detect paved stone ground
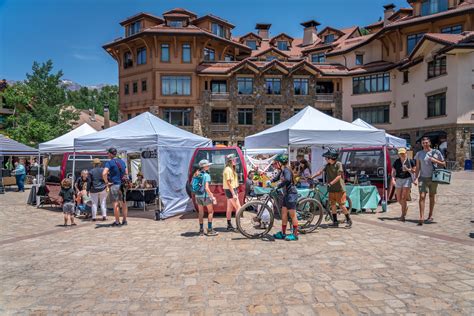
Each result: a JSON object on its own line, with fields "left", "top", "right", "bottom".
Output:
{"left": 0, "top": 172, "right": 473, "bottom": 315}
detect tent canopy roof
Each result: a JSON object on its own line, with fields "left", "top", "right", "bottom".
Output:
{"left": 0, "top": 135, "right": 38, "bottom": 155}
{"left": 352, "top": 118, "right": 407, "bottom": 148}
{"left": 74, "top": 112, "right": 211, "bottom": 152}
{"left": 245, "top": 106, "right": 387, "bottom": 149}
{"left": 39, "top": 123, "right": 97, "bottom": 153}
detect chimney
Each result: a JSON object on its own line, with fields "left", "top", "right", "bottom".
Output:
{"left": 88, "top": 108, "right": 96, "bottom": 121}
{"left": 255, "top": 23, "right": 271, "bottom": 40}
{"left": 301, "top": 20, "right": 321, "bottom": 46}
{"left": 103, "top": 103, "right": 110, "bottom": 129}
{"left": 383, "top": 3, "right": 396, "bottom": 26}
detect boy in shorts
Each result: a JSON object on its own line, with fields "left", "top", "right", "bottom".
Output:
{"left": 59, "top": 178, "right": 76, "bottom": 226}
{"left": 312, "top": 148, "right": 352, "bottom": 228}
{"left": 194, "top": 160, "right": 218, "bottom": 236}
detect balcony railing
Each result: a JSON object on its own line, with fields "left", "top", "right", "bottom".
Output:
{"left": 315, "top": 93, "right": 334, "bottom": 102}
{"left": 210, "top": 124, "right": 229, "bottom": 132}
{"left": 210, "top": 92, "right": 230, "bottom": 101}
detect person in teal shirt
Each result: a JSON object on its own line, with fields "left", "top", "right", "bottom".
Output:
{"left": 13, "top": 159, "right": 26, "bottom": 192}
{"left": 193, "top": 159, "right": 218, "bottom": 236}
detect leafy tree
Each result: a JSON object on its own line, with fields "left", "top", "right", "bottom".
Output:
{"left": 66, "top": 85, "right": 119, "bottom": 122}
{"left": 2, "top": 60, "right": 77, "bottom": 146}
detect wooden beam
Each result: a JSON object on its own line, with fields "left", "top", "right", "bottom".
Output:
{"left": 221, "top": 45, "right": 230, "bottom": 60}
{"left": 193, "top": 37, "right": 197, "bottom": 59}
{"left": 173, "top": 36, "right": 178, "bottom": 58}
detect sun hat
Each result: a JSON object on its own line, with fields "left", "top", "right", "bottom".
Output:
{"left": 225, "top": 154, "right": 237, "bottom": 162}
{"left": 199, "top": 159, "right": 213, "bottom": 168}
{"left": 398, "top": 148, "right": 407, "bottom": 154}
{"left": 91, "top": 158, "right": 101, "bottom": 165}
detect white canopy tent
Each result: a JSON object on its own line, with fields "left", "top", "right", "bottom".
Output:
{"left": 39, "top": 123, "right": 97, "bottom": 153}
{"left": 245, "top": 106, "right": 390, "bottom": 209}
{"left": 352, "top": 118, "right": 407, "bottom": 148}
{"left": 74, "top": 112, "right": 211, "bottom": 219}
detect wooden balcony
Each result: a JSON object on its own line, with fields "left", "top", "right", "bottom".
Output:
{"left": 210, "top": 124, "right": 230, "bottom": 132}
{"left": 315, "top": 93, "right": 334, "bottom": 102}
{"left": 210, "top": 92, "right": 230, "bottom": 101}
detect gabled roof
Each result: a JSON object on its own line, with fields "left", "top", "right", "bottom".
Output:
{"left": 253, "top": 47, "right": 291, "bottom": 58}
{"left": 260, "top": 59, "right": 290, "bottom": 74}
{"left": 409, "top": 32, "right": 474, "bottom": 59}
{"left": 364, "top": 20, "right": 383, "bottom": 30}
{"left": 318, "top": 26, "right": 345, "bottom": 37}
{"left": 269, "top": 33, "right": 294, "bottom": 44}
{"left": 302, "top": 26, "right": 360, "bottom": 54}
{"left": 238, "top": 32, "right": 262, "bottom": 42}
{"left": 288, "top": 60, "right": 320, "bottom": 75}
{"left": 193, "top": 14, "right": 235, "bottom": 28}
{"left": 120, "top": 12, "right": 164, "bottom": 26}
{"left": 388, "top": 8, "right": 413, "bottom": 21}
{"left": 162, "top": 8, "right": 197, "bottom": 18}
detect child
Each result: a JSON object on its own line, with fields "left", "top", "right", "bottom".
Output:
{"left": 245, "top": 170, "right": 256, "bottom": 199}
{"left": 59, "top": 178, "right": 76, "bottom": 226}
{"left": 312, "top": 148, "right": 352, "bottom": 228}
{"left": 193, "top": 159, "right": 218, "bottom": 236}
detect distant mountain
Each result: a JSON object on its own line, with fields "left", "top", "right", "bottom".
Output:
{"left": 4, "top": 79, "right": 114, "bottom": 91}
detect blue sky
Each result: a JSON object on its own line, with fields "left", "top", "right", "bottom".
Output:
{"left": 0, "top": 0, "right": 409, "bottom": 86}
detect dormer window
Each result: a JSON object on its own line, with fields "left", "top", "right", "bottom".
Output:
{"left": 127, "top": 21, "right": 142, "bottom": 36}
{"left": 311, "top": 53, "right": 326, "bottom": 63}
{"left": 421, "top": 0, "right": 448, "bottom": 16}
{"left": 324, "top": 34, "right": 335, "bottom": 44}
{"left": 168, "top": 20, "right": 184, "bottom": 27}
{"left": 246, "top": 40, "right": 257, "bottom": 50}
{"left": 277, "top": 41, "right": 289, "bottom": 51}
{"left": 211, "top": 23, "right": 225, "bottom": 37}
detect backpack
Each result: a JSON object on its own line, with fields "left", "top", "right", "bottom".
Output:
{"left": 191, "top": 172, "right": 206, "bottom": 196}
{"left": 113, "top": 158, "right": 131, "bottom": 188}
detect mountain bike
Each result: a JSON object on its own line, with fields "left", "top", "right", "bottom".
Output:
{"left": 307, "top": 182, "right": 353, "bottom": 223}
{"left": 236, "top": 188, "right": 324, "bottom": 239}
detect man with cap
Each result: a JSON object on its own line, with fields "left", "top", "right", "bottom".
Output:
{"left": 103, "top": 148, "right": 128, "bottom": 226}
{"left": 194, "top": 159, "right": 218, "bottom": 236}
{"left": 223, "top": 153, "right": 241, "bottom": 231}
{"left": 89, "top": 158, "right": 107, "bottom": 221}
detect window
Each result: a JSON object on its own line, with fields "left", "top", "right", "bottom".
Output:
{"left": 124, "top": 52, "right": 133, "bottom": 69}
{"left": 211, "top": 80, "right": 227, "bottom": 93}
{"left": 127, "top": 114, "right": 132, "bottom": 120}
{"left": 320, "top": 109, "right": 333, "bottom": 117}
{"left": 265, "top": 78, "right": 281, "bottom": 95}
{"left": 124, "top": 83, "right": 129, "bottom": 95}
{"left": 441, "top": 25, "right": 463, "bottom": 34}
{"left": 293, "top": 78, "right": 309, "bottom": 95}
{"left": 324, "top": 34, "right": 335, "bottom": 44}
{"left": 169, "top": 20, "right": 184, "bottom": 27}
{"left": 237, "top": 77, "right": 253, "bottom": 94}
{"left": 352, "top": 73, "right": 390, "bottom": 94}
{"left": 355, "top": 54, "right": 364, "bottom": 65}
{"left": 164, "top": 108, "right": 191, "bottom": 126}
{"left": 238, "top": 108, "right": 253, "bottom": 125}
{"left": 316, "top": 81, "right": 334, "bottom": 94}
{"left": 246, "top": 40, "right": 257, "bottom": 50}
{"left": 421, "top": 0, "right": 448, "bottom": 16}
{"left": 132, "top": 82, "right": 138, "bottom": 94}
{"left": 402, "top": 102, "right": 409, "bottom": 118}
{"left": 211, "top": 23, "right": 224, "bottom": 37}
{"left": 161, "top": 76, "right": 191, "bottom": 95}
{"left": 277, "top": 41, "right": 289, "bottom": 51}
{"left": 407, "top": 33, "right": 425, "bottom": 54}
{"left": 161, "top": 44, "right": 170, "bottom": 62}
{"left": 181, "top": 44, "right": 191, "bottom": 63}
{"left": 204, "top": 47, "right": 215, "bottom": 61}
{"left": 311, "top": 53, "right": 326, "bottom": 63}
{"left": 266, "top": 55, "right": 278, "bottom": 61}
{"left": 211, "top": 109, "right": 227, "bottom": 124}
{"left": 294, "top": 108, "right": 302, "bottom": 115}
{"left": 403, "top": 71, "right": 409, "bottom": 84}
{"left": 353, "top": 105, "right": 390, "bottom": 124}
{"left": 266, "top": 109, "right": 281, "bottom": 125}
{"left": 141, "top": 80, "right": 147, "bottom": 92}
{"left": 127, "top": 21, "right": 141, "bottom": 36}
{"left": 428, "top": 57, "right": 447, "bottom": 79}
{"left": 224, "top": 54, "right": 234, "bottom": 61}
{"left": 137, "top": 47, "right": 146, "bottom": 65}
{"left": 427, "top": 93, "right": 446, "bottom": 117}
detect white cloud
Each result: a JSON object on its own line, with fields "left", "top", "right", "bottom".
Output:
{"left": 72, "top": 53, "right": 100, "bottom": 61}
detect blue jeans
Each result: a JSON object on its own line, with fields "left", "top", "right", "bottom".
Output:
{"left": 16, "top": 174, "right": 25, "bottom": 191}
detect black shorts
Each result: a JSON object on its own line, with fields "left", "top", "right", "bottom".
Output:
{"left": 224, "top": 188, "right": 238, "bottom": 199}
{"left": 282, "top": 193, "right": 298, "bottom": 210}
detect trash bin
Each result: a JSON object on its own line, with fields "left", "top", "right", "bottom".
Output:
{"left": 464, "top": 159, "right": 472, "bottom": 170}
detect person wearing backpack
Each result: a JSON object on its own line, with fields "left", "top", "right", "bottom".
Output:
{"left": 103, "top": 147, "right": 129, "bottom": 226}
{"left": 192, "top": 159, "right": 218, "bottom": 236}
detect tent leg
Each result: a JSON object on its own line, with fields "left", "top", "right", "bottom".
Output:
{"left": 36, "top": 152, "right": 41, "bottom": 185}
{"left": 72, "top": 150, "right": 76, "bottom": 184}
{"left": 382, "top": 145, "right": 388, "bottom": 212}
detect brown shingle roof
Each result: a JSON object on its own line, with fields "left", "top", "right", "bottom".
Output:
{"left": 162, "top": 8, "right": 197, "bottom": 18}
{"left": 119, "top": 12, "right": 164, "bottom": 26}
{"left": 75, "top": 110, "right": 117, "bottom": 131}
{"left": 193, "top": 14, "right": 235, "bottom": 28}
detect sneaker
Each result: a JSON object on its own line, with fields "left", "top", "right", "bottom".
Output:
{"left": 92, "top": 218, "right": 96, "bottom": 222}
{"left": 206, "top": 229, "right": 218, "bottom": 236}
{"left": 345, "top": 219, "right": 352, "bottom": 228}
{"left": 227, "top": 225, "right": 235, "bottom": 232}
{"left": 328, "top": 221, "right": 339, "bottom": 228}
{"left": 121, "top": 220, "right": 128, "bottom": 226}
{"left": 199, "top": 229, "right": 204, "bottom": 236}
{"left": 102, "top": 216, "right": 107, "bottom": 221}
{"left": 273, "top": 231, "right": 286, "bottom": 239}
{"left": 285, "top": 233, "right": 299, "bottom": 241}
{"left": 111, "top": 221, "right": 121, "bottom": 227}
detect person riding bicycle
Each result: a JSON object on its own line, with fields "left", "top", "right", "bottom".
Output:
{"left": 311, "top": 148, "right": 352, "bottom": 228}
{"left": 270, "top": 154, "right": 299, "bottom": 241}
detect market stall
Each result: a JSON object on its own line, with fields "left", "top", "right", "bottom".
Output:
{"left": 352, "top": 118, "right": 407, "bottom": 148}
{"left": 244, "top": 106, "right": 388, "bottom": 209}
{"left": 74, "top": 112, "right": 211, "bottom": 219}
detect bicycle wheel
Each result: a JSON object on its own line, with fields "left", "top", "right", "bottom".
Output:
{"left": 296, "top": 198, "right": 324, "bottom": 234}
{"left": 236, "top": 200, "right": 274, "bottom": 239}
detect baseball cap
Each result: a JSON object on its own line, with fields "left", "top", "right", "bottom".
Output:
{"left": 199, "top": 159, "right": 213, "bottom": 168}
{"left": 398, "top": 148, "right": 407, "bottom": 154}
{"left": 107, "top": 147, "right": 117, "bottom": 155}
